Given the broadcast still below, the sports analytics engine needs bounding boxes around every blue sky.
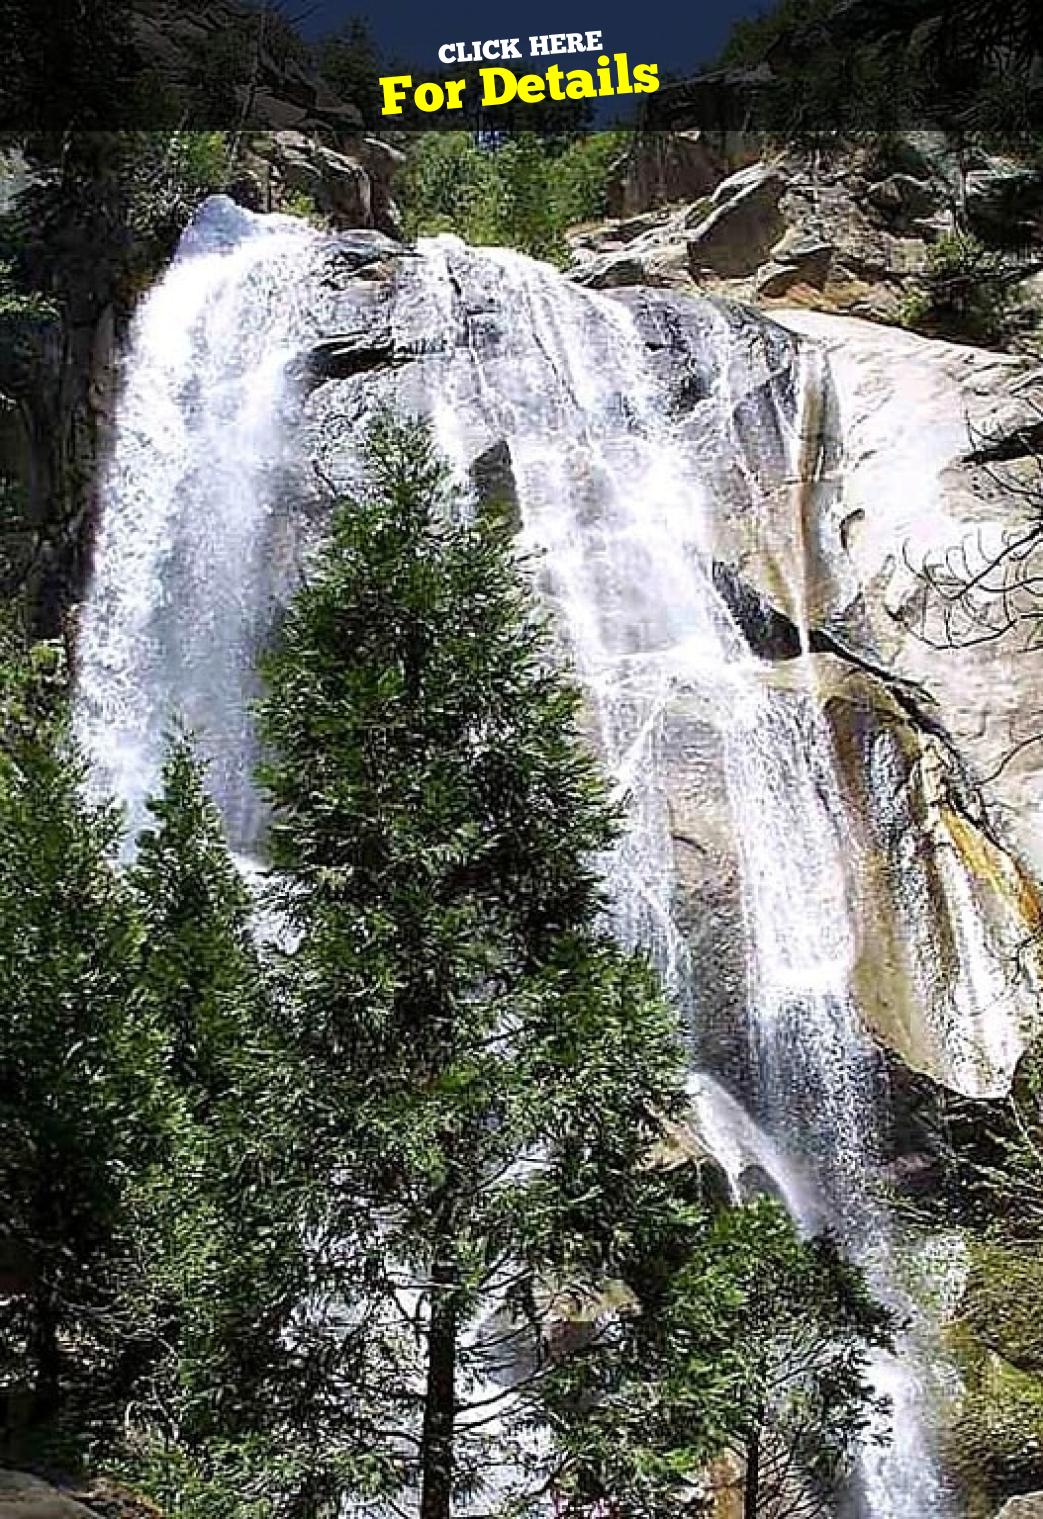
[294,0,768,75]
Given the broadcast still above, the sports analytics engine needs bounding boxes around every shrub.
[397,130,630,266]
[900,232,1030,349]
[279,188,323,226]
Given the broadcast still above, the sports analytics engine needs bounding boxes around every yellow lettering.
[480,67,519,105]
[379,74,412,115]
[518,72,546,102]
[564,68,597,100]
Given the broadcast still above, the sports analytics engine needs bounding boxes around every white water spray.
[76,199,323,848]
[394,237,954,1518]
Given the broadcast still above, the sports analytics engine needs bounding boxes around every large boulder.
[865,172,941,226]
[997,1496,1043,1518]
[755,232,834,296]
[605,131,729,218]
[687,163,789,278]
[571,242,691,291]
[0,1475,97,1518]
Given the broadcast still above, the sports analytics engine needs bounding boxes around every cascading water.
[394,238,954,1518]
[78,200,960,1516]
[76,199,325,849]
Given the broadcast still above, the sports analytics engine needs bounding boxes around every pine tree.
[132,735,261,1120]
[124,737,309,1491]
[0,639,160,1463]
[543,1194,894,1518]
[256,416,692,1517]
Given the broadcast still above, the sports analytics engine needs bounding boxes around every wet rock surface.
[291,232,1043,1102]
[996,1495,1043,1518]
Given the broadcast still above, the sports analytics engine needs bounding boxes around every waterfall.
[77,203,959,1516]
[393,238,953,1518]
[76,199,325,849]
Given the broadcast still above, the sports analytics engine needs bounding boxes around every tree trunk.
[420,1251,458,1519]
[31,1288,61,1425]
[743,1421,761,1519]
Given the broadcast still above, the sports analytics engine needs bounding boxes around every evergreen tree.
[0,639,160,1463]
[123,737,310,1501]
[257,416,693,1517]
[317,19,384,127]
[545,1194,894,1518]
[132,735,261,1119]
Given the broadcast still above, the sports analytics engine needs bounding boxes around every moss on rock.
[945,1312,1043,1513]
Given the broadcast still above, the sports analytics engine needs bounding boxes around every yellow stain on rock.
[942,802,1043,939]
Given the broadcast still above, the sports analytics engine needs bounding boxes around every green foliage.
[257,413,693,1511]
[254,414,891,1517]
[940,1041,1043,1510]
[0,413,896,1516]
[714,0,1042,136]
[0,253,61,419]
[117,737,310,1510]
[4,0,138,131]
[718,0,834,67]
[131,734,265,1126]
[545,1195,894,1518]
[0,646,160,1466]
[553,132,632,226]
[0,259,59,324]
[900,234,1030,349]
[960,1242,1043,1374]
[398,131,629,265]
[279,189,323,226]
[119,133,232,269]
[945,1328,1043,1511]
[111,1430,360,1519]
[0,628,65,744]
[317,19,384,126]
[397,133,500,244]
[7,133,232,314]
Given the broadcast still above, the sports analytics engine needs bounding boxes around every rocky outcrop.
[604,131,755,220]
[237,132,401,237]
[686,164,788,278]
[0,1475,160,1519]
[129,0,362,134]
[569,136,1042,336]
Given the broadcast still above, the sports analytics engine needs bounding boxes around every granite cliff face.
[230,225,1040,1107]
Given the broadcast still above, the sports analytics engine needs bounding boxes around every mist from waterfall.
[76,199,324,849]
[77,202,956,1518]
